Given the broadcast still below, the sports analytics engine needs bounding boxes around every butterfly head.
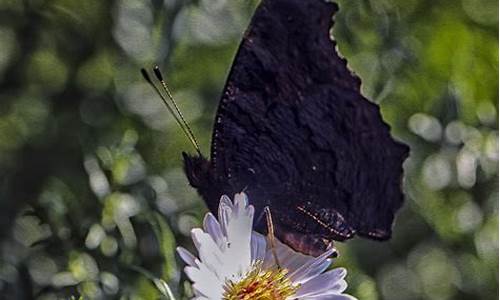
[182,152,222,214]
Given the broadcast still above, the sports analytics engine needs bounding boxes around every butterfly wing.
[191,0,409,255]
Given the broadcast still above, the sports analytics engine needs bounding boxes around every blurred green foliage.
[0,0,497,299]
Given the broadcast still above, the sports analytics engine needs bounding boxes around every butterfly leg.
[264,206,281,269]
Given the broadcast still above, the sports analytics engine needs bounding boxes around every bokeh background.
[0,0,497,299]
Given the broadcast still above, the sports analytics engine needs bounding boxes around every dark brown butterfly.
[182,0,409,256]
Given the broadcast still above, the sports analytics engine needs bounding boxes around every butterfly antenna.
[153,66,202,156]
[264,206,281,269]
[141,68,202,156]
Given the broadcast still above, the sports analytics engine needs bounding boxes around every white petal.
[218,203,232,237]
[203,213,226,250]
[251,232,267,261]
[218,194,235,238]
[295,268,347,297]
[234,192,249,211]
[263,237,316,272]
[184,265,223,299]
[288,247,336,283]
[219,194,234,208]
[191,229,225,277]
[294,258,332,284]
[176,246,197,267]
[300,294,357,300]
[222,194,254,276]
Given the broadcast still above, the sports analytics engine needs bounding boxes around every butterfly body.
[184,0,409,256]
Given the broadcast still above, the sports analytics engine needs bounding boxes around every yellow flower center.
[223,262,299,300]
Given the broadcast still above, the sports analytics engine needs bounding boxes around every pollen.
[223,262,298,300]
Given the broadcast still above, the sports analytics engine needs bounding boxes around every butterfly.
[181,0,409,256]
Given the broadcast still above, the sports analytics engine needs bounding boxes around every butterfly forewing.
[184,0,409,256]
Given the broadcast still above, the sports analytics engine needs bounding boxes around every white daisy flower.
[177,193,357,300]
